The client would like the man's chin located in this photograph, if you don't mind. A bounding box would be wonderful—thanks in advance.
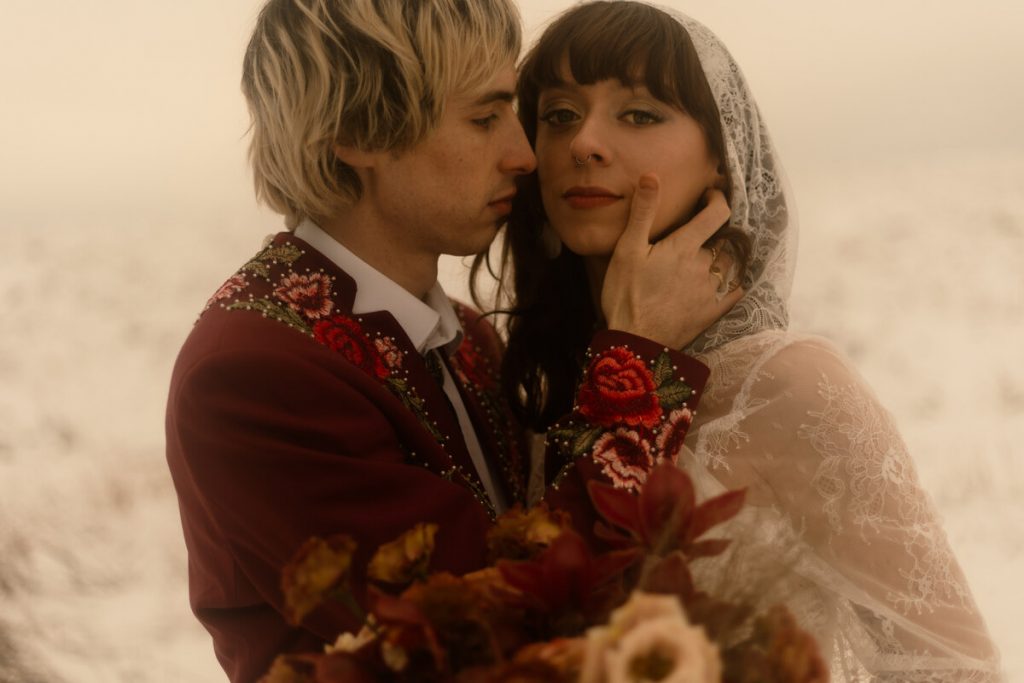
[446,226,500,257]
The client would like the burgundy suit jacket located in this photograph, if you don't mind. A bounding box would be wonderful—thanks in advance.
[165,233,708,681]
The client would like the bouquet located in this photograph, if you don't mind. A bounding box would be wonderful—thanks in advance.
[261,464,828,682]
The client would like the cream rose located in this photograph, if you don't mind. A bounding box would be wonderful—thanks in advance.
[580,592,721,683]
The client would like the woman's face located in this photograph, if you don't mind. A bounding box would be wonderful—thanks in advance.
[535,72,719,256]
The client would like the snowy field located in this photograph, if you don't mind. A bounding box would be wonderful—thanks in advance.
[0,152,1020,682]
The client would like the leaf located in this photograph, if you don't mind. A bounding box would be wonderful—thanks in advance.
[654,381,693,411]
[639,552,696,598]
[228,298,311,334]
[260,243,303,265]
[652,352,675,388]
[241,259,271,279]
[571,426,603,458]
[688,488,747,542]
[638,465,695,549]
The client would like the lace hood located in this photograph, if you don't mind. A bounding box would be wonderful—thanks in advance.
[675,13,798,354]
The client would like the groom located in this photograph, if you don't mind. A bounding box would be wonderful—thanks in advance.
[165,0,738,680]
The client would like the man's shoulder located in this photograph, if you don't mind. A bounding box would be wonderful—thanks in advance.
[172,232,367,377]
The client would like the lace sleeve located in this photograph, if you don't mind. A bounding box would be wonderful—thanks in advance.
[690,334,1003,682]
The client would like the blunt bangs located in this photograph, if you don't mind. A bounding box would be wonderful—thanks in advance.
[517,2,715,142]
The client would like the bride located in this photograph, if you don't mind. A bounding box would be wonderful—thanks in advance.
[484,2,1004,680]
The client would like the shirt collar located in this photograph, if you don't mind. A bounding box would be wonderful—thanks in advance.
[294,219,462,355]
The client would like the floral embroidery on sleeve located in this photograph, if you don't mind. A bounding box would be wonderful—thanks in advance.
[549,346,696,492]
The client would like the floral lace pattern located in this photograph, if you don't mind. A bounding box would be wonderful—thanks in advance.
[679,332,1002,682]
[799,373,975,617]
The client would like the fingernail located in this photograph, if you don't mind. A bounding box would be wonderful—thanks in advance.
[639,174,658,191]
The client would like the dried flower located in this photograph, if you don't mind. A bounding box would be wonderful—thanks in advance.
[728,605,829,683]
[324,619,377,654]
[498,530,640,625]
[487,503,573,561]
[366,523,438,585]
[281,535,357,626]
[580,592,721,683]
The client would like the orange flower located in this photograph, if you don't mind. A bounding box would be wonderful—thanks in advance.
[281,535,357,626]
[487,503,573,561]
[367,523,438,585]
[733,606,827,679]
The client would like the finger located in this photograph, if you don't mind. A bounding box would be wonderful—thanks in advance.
[713,284,745,314]
[614,173,660,256]
[662,188,731,253]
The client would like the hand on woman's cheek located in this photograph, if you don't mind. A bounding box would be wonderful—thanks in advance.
[601,175,743,349]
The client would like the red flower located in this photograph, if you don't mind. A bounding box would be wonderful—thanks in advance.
[498,530,639,618]
[373,337,404,371]
[453,343,495,389]
[274,271,334,319]
[314,316,389,379]
[207,273,247,307]
[591,429,654,493]
[654,408,693,465]
[576,347,661,428]
[589,464,746,560]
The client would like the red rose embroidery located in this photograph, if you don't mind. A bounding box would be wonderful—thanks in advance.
[373,337,404,371]
[207,273,247,307]
[591,428,653,492]
[452,344,494,389]
[274,271,334,320]
[654,408,693,466]
[313,316,389,379]
[576,347,661,428]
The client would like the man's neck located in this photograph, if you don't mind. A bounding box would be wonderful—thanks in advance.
[319,209,439,300]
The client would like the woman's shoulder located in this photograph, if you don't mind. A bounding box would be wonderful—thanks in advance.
[702,330,874,408]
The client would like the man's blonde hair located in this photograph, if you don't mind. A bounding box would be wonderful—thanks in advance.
[242,0,522,227]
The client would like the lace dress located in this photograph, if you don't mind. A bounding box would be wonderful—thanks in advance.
[678,331,1003,681]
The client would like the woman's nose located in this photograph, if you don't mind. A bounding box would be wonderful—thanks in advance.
[567,117,611,166]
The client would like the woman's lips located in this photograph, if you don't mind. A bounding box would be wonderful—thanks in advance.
[562,186,622,209]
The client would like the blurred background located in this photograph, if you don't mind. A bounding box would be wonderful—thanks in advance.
[1,1,1021,680]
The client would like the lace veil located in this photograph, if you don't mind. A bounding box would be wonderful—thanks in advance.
[662,10,1004,681]
[677,13,796,355]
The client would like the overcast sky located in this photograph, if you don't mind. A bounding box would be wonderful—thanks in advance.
[1,0,1022,226]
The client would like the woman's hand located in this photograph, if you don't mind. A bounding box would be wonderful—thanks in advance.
[601,173,744,349]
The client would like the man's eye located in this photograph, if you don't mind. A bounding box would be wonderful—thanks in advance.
[622,110,663,125]
[539,108,579,126]
[472,114,498,128]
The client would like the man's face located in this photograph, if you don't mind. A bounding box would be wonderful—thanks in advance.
[365,64,536,258]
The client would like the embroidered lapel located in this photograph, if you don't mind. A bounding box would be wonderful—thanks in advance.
[203,233,519,517]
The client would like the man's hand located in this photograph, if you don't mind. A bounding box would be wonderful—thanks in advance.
[601,173,744,349]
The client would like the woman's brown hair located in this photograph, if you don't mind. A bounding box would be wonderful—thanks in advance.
[472,1,750,432]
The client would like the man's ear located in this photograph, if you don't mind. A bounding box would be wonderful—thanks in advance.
[332,143,380,169]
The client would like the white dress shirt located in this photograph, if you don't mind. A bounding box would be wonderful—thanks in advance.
[294,220,506,513]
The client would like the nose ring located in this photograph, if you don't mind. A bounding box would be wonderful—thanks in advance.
[573,154,593,167]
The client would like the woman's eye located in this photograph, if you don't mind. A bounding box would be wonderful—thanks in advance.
[622,109,663,125]
[539,108,579,126]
